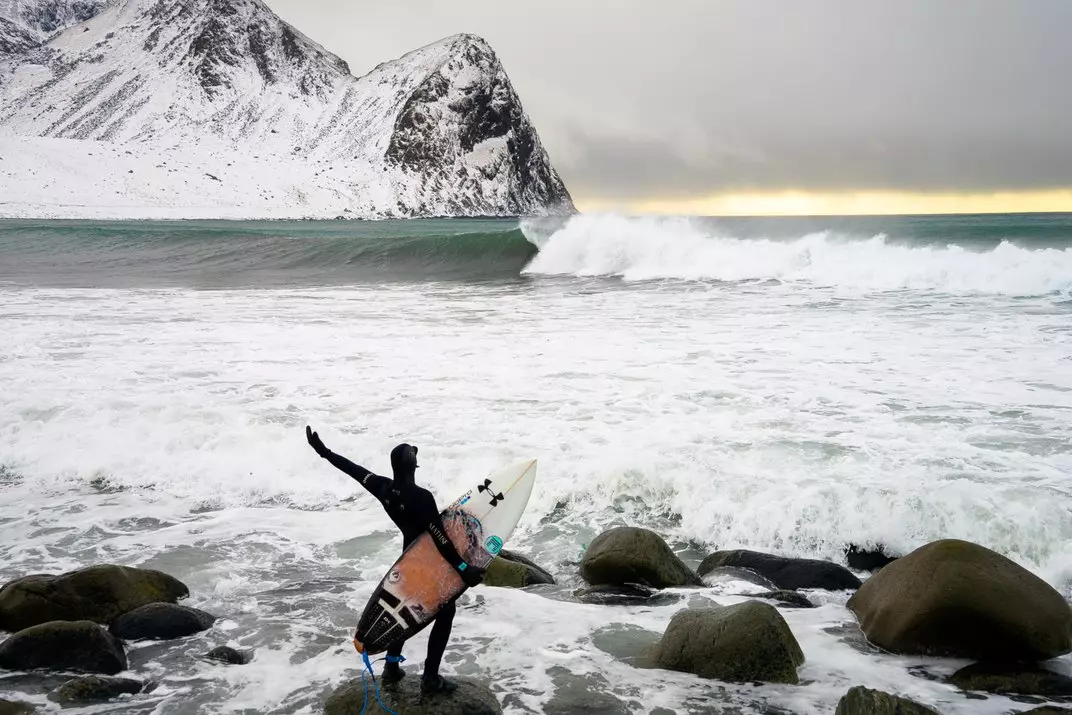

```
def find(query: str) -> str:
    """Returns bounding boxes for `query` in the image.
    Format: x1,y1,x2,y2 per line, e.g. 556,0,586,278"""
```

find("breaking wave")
520,214,1072,296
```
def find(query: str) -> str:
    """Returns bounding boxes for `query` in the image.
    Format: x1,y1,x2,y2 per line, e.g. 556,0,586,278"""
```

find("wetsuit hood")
390,443,418,485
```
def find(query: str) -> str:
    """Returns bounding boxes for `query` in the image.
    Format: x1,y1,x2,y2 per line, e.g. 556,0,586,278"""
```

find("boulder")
0,701,35,715
483,553,555,589
204,646,252,665
847,539,1072,660
0,621,127,674
579,527,702,589
834,686,940,715
650,602,804,684
698,550,861,591
0,565,189,632
948,662,1072,697
324,675,501,715
110,603,215,641
498,550,556,584
574,584,684,607
752,590,816,609
845,544,899,572
52,675,144,703
1019,709,1072,714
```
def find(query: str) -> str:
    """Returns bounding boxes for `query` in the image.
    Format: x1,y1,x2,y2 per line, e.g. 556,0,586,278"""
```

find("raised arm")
306,426,391,498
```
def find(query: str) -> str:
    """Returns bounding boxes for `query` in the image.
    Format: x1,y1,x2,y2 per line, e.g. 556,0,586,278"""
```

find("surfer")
305,426,485,695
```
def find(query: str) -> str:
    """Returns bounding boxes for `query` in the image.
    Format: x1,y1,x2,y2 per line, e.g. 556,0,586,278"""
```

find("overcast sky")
267,1,1072,209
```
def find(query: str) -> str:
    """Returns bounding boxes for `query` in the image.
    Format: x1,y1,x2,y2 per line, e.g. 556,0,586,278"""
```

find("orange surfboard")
353,459,537,655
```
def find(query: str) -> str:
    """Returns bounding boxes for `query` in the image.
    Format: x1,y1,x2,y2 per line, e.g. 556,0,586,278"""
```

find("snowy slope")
0,0,574,219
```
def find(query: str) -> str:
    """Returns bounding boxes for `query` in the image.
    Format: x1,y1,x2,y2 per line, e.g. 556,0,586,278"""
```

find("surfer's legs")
420,600,457,694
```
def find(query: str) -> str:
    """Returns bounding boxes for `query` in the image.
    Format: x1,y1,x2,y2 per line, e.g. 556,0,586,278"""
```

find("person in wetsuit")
305,426,484,694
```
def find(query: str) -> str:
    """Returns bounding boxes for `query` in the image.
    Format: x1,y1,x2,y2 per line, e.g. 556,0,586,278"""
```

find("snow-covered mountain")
0,0,574,219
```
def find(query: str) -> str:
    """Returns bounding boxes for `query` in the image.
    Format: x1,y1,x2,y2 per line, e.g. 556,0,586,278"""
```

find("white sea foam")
521,213,1072,296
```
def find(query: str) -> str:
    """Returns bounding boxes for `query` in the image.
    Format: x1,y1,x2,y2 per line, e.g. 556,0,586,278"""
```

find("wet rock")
483,551,555,589
834,686,940,715
948,662,1072,697
752,590,816,608
845,544,899,572
544,666,633,714
0,701,35,715
0,565,189,632
324,675,501,714
651,602,805,684
579,527,703,589
52,675,144,703
203,646,252,665
574,584,685,607
847,539,1072,661
698,550,861,591
110,603,215,641
0,620,126,674
1018,708,1072,714
701,566,778,591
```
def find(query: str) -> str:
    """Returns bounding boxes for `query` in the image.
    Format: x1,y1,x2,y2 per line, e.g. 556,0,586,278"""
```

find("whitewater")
1,212,1070,713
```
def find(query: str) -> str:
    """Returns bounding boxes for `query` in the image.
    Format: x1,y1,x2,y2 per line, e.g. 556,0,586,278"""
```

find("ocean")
1,212,1070,713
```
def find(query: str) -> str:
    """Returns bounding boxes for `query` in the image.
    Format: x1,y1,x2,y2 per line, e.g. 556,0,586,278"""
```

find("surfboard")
352,458,538,655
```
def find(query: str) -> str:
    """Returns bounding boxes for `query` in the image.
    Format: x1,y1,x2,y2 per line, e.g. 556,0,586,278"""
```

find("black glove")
306,426,330,458
459,564,485,588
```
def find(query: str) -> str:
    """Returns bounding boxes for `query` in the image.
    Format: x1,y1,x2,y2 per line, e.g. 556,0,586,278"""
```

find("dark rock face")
847,539,1072,661
52,675,144,703
0,17,41,57
385,34,573,217
0,700,36,715
574,584,685,607
698,550,861,591
109,603,215,641
203,645,251,665
0,620,127,674
834,686,940,715
0,564,189,632
580,527,703,589
948,662,1072,697
324,675,501,715
752,590,817,609
651,603,805,684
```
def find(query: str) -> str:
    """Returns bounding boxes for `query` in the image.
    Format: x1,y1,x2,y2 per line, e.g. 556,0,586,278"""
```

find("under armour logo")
478,479,505,507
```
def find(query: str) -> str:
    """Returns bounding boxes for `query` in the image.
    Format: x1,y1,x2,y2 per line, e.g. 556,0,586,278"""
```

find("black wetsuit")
312,439,471,682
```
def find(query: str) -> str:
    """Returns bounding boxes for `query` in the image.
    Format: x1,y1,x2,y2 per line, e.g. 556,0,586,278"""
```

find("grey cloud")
267,0,1072,200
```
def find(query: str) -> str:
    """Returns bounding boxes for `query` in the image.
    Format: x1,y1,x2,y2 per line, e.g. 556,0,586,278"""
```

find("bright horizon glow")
577,189,1072,217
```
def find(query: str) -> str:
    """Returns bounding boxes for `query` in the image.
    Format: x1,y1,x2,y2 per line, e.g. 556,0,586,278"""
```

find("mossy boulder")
0,620,127,674
0,701,35,715
0,565,189,632
110,603,215,641
650,602,804,684
699,550,861,591
847,539,1072,660
483,551,555,589
52,675,144,703
324,675,501,714
580,527,702,589
834,686,940,715
948,662,1072,697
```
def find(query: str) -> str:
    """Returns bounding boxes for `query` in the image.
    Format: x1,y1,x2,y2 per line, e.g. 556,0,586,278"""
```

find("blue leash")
359,650,403,715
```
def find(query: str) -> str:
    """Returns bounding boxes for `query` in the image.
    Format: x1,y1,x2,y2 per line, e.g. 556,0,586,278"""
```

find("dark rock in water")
580,527,703,589
0,620,127,674
590,623,661,667
1019,708,1072,714
574,584,685,607
651,602,805,684
752,590,817,608
948,662,1072,697
845,544,899,572
847,539,1072,661
110,603,215,641
483,551,555,589
498,550,556,584
0,700,35,715
204,646,252,665
0,565,189,632
544,665,634,714
324,675,501,714
698,550,861,591
701,566,778,591
834,686,940,715
52,675,144,703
